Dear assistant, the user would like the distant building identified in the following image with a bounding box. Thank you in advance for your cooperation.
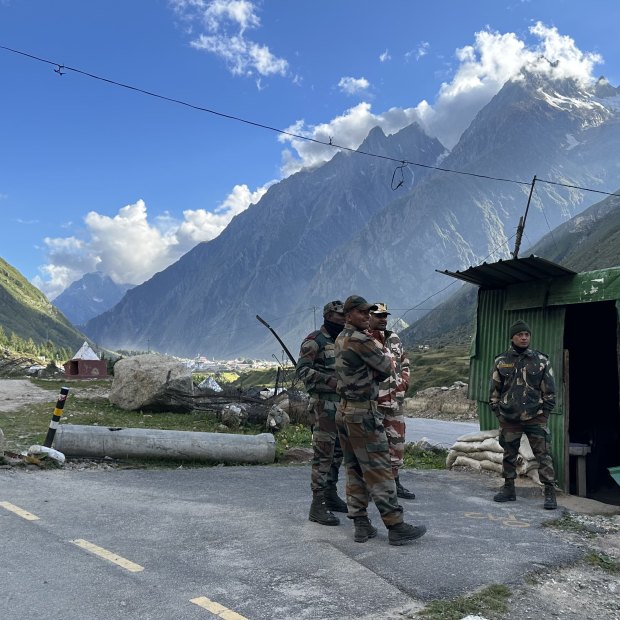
[64,341,108,379]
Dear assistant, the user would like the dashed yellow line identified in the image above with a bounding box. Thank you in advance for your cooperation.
[0,501,40,521]
[70,539,144,572]
[191,596,249,619]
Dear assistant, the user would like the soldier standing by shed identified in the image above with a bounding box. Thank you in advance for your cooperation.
[489,319,558,510]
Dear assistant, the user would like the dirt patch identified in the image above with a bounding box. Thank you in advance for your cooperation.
[501,513,620,620]
[0,379,111,413]
[0,379,57,412]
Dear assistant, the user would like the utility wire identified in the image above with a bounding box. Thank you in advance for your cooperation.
[3,44,620,197]
[392,231,518,329]
[533,185,560,255]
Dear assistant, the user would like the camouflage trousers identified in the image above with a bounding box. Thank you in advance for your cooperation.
[498,414,555,484]
[335,401,403,527]
[310,397,344,493]
[378,404,406,478]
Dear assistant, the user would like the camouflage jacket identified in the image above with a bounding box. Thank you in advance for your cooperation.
[295,326,339,400]
[489,345,556,421]
[334,323,392,402]
[368,329,410,409]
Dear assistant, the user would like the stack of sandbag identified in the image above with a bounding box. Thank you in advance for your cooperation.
[446,429,541,484]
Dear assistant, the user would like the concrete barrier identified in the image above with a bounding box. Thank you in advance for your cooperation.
[53,425,276,464]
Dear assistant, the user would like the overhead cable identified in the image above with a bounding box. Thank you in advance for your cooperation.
[3,44,620,197]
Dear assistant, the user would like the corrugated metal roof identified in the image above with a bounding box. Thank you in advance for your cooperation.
[438,255,576,289]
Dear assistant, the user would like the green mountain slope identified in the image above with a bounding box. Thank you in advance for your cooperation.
[0,257,87,353]
[402,191,620,348]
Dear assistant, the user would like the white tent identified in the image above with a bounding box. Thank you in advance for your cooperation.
[71,341,99,361]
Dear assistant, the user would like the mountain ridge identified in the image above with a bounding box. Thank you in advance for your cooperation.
[400,189,620,349]
[80,72,620,359]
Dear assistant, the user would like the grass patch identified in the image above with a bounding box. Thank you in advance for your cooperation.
[0,391,261,455]
[584,551,620,573]
[542,513,597,538]
[407,345,469,394]
[31,378,112,391]
[273,423,312,460]
[413,584,510,620]
[1,378,315,466]
[403,444,448,469]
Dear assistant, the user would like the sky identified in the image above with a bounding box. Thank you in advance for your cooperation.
[1,0,619,300]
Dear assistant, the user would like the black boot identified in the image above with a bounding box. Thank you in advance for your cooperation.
[387,522,427,546]
[309,492,340,526]
[324,484,348,513]
[493,479,516,502]
[395,476,416,500]
[543,483,557,510]
[353,516,377,543]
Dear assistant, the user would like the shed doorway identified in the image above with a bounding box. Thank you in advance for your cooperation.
[564,301,620,505]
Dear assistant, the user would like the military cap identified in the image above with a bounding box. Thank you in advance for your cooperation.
[370,302,390,315]
[323,300,344,316]
[343,295,378,313]
[509,319,531,338]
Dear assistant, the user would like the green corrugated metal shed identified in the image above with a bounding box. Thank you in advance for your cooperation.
[441,256,620,491]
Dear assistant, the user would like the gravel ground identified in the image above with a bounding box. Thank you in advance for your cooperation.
[499,513,620,620]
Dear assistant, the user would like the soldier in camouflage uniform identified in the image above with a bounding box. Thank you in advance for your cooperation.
[489,319,558,510]
[296,300,348,526]
[368,303,416,500]
[334,295,427,546]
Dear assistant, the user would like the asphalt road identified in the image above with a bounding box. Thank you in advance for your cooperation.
[404,417,479,448]
[1,465,580,620]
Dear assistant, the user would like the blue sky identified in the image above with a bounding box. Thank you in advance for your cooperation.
[1,0,619,299]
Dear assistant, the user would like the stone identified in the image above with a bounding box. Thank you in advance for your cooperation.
[220,403,249,428]
[109,354,193,412]
[266,404,290,432]
[274,390,310,426]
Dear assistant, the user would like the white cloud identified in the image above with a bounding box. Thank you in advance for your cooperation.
[278,103,421,176]
[338,76,370,95]
[280,21,603,173]
[172,0,288,79]
[420,23,602,147]
[406,41,429,62]
[203,0,260,32]
[379,49,391,62]
[35,185,270,299]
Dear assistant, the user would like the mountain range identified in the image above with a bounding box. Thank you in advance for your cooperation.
[53,272,134,326]
[0,257,86,354]
[55,72,620,359]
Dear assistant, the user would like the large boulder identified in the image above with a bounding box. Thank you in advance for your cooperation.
[109,354,193,412]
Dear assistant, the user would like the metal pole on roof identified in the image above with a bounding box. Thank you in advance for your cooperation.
[512,175,537,259]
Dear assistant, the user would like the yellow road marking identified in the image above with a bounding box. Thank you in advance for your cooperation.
[70,539,144,572]
[191,596,249,619]
[0,501,40,521]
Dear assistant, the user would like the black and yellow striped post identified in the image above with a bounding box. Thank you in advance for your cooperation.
[43,386,70,448]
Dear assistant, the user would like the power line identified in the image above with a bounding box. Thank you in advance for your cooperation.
[392,231,519,329]
[3,44,620,198]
